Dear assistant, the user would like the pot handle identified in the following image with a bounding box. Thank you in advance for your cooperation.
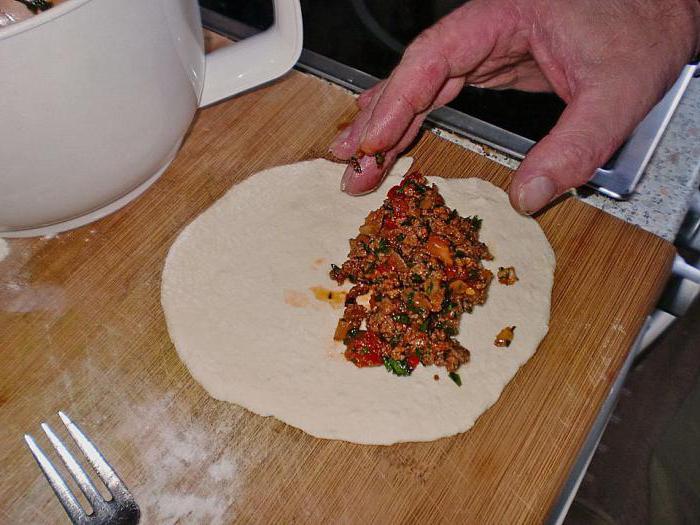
[199,0,303,107]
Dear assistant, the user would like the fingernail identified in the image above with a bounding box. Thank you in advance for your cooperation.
[340,166,354,193]
[329,126,352,154]
[517,176,557,214]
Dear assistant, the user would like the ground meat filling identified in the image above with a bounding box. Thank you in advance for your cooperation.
[330,172,493,379]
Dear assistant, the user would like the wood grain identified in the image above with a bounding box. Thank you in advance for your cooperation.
[0,70,674,524]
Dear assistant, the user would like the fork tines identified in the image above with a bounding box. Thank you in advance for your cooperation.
[24,412,140,525]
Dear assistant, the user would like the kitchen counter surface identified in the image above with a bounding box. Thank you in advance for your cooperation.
[435,77,700,242]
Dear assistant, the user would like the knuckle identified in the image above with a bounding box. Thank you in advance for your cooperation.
[406,30,435,56]
[554,133,601,167]
[404,30,450,79]
[526,113,626,189]
[395,92,421,115]
[563,139,595,165]
[396,56,449,113]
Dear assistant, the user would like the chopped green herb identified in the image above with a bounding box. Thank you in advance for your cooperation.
[448,372,462,386]
[455,250,467,258]
[390,334,402,347]
[468,215,482,229]
[419,319,429,332]
[396,233,405,242]
[441,301,459,315]
[448,209,459,221]
[375,238,390,254]
[445,326,458,336]
[374,152,385,167]
[383,356,412,377]
[392,313,410,324]
[400,217,413,226]
[411,273,424,283]
[411,181,427,194]
[330,263,340,272]
[408,303,424,315]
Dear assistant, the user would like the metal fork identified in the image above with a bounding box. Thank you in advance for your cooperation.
[24,411,140,525]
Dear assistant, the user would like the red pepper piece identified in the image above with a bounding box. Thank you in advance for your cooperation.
[345,331,387,367]
[406,355,420,370]
[387,184,403,201]
[383,216,398,230]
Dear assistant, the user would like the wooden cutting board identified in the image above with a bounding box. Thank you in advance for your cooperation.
[0,68,674,524]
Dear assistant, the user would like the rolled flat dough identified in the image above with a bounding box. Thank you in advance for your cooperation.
[161,158,555,445]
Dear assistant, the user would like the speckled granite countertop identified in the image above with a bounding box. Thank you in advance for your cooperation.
[435,78,700,242]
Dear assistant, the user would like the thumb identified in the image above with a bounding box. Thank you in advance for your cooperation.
[508,83,653,214]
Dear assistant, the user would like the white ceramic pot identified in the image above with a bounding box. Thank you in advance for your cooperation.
[0,0,302,237]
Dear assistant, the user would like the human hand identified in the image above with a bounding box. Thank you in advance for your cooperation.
[329,0,700,213]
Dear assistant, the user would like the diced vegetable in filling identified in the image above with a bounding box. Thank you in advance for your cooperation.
[497,266,518,285]
[494,326,516,347]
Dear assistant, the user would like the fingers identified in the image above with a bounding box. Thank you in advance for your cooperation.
[430,76,467,108]
[509,80,656,214]
[359,0,519,154]
[330,82,387,160]
[331,0,517,159]
[332,0,532,198]
[333,74,463,194]
[341,112,427,195]
[338,76,465,195]
[339,152,394,196]
[468,60,554,92]
[330,84,385,160]
[357,82,383,110]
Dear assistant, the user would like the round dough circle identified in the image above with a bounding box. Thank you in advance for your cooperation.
[161,159,555,445]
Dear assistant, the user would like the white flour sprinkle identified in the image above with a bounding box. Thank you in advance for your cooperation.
[207,458,238,482]
[0,283,66,313]
[110,394,250,524]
